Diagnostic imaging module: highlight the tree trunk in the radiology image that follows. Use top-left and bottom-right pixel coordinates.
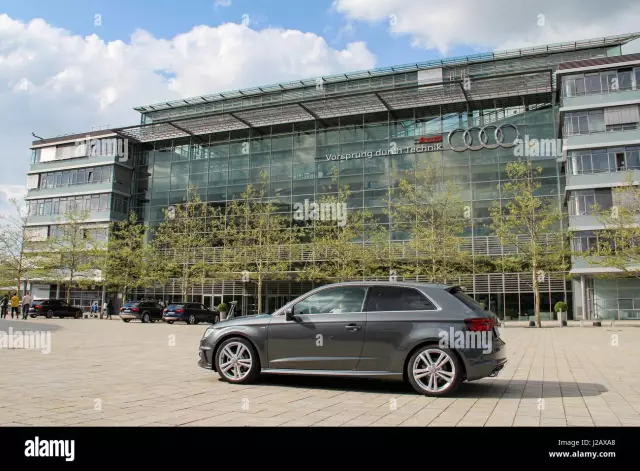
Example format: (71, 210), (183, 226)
(532, 265), (541, 328)
(257, 275), (263, 314)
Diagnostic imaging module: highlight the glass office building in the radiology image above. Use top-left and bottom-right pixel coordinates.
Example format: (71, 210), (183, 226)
(27, 33), (640, 317)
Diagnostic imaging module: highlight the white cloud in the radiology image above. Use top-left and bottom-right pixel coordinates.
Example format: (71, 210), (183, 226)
(214, 0), (232, 8)
(333, 0), (640, 55)
(0, 14), (376, 216)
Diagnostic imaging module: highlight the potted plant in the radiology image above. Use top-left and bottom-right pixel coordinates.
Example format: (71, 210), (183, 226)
(554, 301), (568, 326)
(218, 302), (229, 321)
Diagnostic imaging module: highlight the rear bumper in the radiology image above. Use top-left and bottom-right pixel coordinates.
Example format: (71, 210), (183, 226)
(463, 337), (508, 381)
(163, 315), (187, 322)
(120, 313), (142, 320)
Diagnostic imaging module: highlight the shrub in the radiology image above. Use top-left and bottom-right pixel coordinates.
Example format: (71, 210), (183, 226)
(554, 301), (568, 313)
(218, 302), (229, 312)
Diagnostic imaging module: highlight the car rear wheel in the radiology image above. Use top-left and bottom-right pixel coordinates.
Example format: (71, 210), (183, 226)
(74, 312), (82, 319)
(407, 346), (462, 397)
(214, 337), (260, 384)
(45, 310), (53, 319)
(30, 314), (37, 318)
(166, 320), (174, 324)
(187, 314), (196, 325)
(122, 319), (131, 323)
(141, 312), (151, 323)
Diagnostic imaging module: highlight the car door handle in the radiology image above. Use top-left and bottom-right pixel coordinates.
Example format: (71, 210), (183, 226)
(345, 323), (362, 331)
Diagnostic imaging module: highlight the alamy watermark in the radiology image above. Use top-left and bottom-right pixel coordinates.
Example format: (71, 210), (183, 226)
(438, 327), (492, 354)
(74, 136), (128, 162)
(0, 328), (51, 354)
(513, 135), (565, 158)
(293, 199), (347, 227)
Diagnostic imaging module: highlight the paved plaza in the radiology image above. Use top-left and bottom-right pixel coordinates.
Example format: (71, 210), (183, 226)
(1, 317), (640, 427)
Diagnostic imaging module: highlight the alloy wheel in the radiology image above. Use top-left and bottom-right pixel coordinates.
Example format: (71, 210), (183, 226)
(218, 342), (252, 381)
(412, 348), (457, 394)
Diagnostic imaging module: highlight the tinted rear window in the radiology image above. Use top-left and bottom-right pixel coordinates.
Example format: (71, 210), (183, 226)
(166, 304), (185, 310)
(449, 288), (485, 311)
(123, 302), (140, 308)
(366, 287), (437, 311)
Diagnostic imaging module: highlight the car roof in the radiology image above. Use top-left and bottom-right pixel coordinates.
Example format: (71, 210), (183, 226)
(316, 281), (454, 290)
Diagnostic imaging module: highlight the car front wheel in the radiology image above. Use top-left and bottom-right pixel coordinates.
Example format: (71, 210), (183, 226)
(74, 312), (82, 319)
(407, 346), (462, 397)
(214, 337), (260, 384)
(45, 310), (53, 319)
(187, 314), (196, 325)
(141, 312), (151, 323)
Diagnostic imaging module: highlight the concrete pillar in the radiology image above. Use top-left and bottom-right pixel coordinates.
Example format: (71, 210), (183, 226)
(580, 275), (587, 320)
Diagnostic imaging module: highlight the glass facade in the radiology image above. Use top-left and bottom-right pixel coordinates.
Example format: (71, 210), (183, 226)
(131, 105), (569, 316)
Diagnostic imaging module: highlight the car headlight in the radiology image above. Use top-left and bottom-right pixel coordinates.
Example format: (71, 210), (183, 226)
(202, 328), (214, 340)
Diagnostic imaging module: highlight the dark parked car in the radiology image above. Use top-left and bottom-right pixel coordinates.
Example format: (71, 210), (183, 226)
(120, 301), (164, 323)
(198, 282), (507, 396)
(163, 303), (219, 325)
(29, 299), (83, 319)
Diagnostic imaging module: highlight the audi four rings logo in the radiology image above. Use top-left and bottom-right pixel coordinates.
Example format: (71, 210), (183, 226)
(447, 124), (520, 152)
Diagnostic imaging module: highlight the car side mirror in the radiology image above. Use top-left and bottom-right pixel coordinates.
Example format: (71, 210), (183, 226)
(284, 306), (295, 321)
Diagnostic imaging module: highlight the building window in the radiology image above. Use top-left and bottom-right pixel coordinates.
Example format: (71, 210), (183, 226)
(562, 67), (640, 97)
(568, 189), (612, 216)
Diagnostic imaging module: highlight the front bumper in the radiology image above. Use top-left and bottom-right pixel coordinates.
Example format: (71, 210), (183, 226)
(198, 346), (213, 369)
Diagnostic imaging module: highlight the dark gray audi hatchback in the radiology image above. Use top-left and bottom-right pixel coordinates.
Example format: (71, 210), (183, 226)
(198, 282), (507, 396)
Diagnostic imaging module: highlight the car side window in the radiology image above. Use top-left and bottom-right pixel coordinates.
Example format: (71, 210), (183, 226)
(294, 287), (368, 315)
(365, 287), (437, 312)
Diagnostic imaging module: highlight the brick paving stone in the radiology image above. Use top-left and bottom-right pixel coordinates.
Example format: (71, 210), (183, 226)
(3, 319), (640, 427)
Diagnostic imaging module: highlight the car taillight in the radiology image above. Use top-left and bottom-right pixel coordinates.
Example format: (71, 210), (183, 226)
(131, 308), (140, 312)
(120, 307), (124, 312)
(176, 309), (184, 313)
(163, 309), (167, 313)
(34, 305), (42, 309)
(465, 317), (496, 332)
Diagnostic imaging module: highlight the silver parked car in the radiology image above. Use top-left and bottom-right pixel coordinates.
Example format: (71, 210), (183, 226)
(198, 282), (507, 396)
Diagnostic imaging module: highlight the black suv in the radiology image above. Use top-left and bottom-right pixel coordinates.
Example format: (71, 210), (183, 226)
(163, 303), (219, 325)
(29, 299), (83, 319)
(120, 301), (164, 323)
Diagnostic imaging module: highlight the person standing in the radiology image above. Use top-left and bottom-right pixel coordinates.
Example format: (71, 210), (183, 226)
(10, 292), (20, 319)
(0, 294), (8, 319)
(106, 299), (114, 320)
(21, 291), (32, 319)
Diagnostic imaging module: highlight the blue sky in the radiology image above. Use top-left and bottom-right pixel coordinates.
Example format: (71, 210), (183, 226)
(1, 0), (639, 212)
(0, 0), (472, 77)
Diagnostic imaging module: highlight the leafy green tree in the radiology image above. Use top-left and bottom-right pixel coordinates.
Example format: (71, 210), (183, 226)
(31, 209), (98, 303)
(389, 157), (471, 281)
(97, 211), (152, 301)
(0, 198), (34, 295)
(590, 175), (640, 277)
(297, 170), (380, 283)
(216, 176), (298, 314)
(150, 189), (214, 302)
(489, 160), (564, 328)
